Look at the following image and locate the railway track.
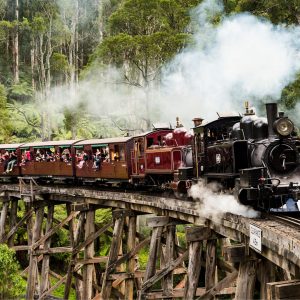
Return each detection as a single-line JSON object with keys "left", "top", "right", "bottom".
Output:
{"left": 265, "top": 213, "right": 300, "bottom": 229}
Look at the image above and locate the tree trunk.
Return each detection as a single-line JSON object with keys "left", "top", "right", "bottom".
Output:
{"left": 13, "top": 0, "right": 19, "bottom": 83}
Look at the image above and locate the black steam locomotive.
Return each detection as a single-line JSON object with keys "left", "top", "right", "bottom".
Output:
{"left": 189, "top": 102, "right": 300, "bottom": 212}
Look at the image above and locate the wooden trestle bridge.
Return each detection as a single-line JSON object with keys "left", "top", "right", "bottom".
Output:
{"left": 0, "top": 179, "right": 300, "bottom": 300}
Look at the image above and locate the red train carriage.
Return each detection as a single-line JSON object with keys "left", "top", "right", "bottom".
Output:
{"left": 19, "top": 140, "right": 79, "bottom": 178}
{"left": 0, "top": 143, "right": 24, "bottom": 177}
{"left": 74, "top": 137, "right": 134, "bottom": 182}
{"left": 131, "top": 127, "right": 193, "bottom": 189}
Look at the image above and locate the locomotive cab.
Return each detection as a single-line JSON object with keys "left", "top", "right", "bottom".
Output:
{"left": 193, "top": 113, "right": 249, "bottom": 188}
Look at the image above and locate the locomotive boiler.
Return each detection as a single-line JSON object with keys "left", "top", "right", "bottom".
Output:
{"left": 189, "top": 102, "right": 300, "bottom": 212}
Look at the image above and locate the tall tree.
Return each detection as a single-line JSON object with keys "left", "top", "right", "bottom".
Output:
{"left": 92, "top": 0, "right": 200, "bottom": 130}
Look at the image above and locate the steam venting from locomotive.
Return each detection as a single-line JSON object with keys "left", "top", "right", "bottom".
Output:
{"left": 189, "top": 180, "right": 259, "bottom": 219}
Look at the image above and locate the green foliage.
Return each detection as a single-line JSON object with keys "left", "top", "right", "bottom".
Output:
{"left": 224, "top": 0, "right": 300, "bottom": 25}
{"left": 51, "top": 52, "right": 69, "bottom": 73}
{"left": 7, "top": 100, "right": 41, "bottom": 141}
{"left": 281, "top": 74, "right": 300, "bottom": 109}
{"left": 50, "top": 277, "right": 76, "bottom": 300}
{"left": 0, "top": 244, "right": 26, "bottom": 298}
{"left": 8, "top": 81, "right": 34, "bottom": 101}
{"left": 95, "top": 208, "right": 112, "bottom": 225}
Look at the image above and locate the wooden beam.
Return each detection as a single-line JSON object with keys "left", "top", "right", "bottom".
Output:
{"left": 26, "top": 206, "right": 44, "bottom": 299}
{"left": 216, "top": 258, "right": 236, "bottom": 274}
{"left": 266, "top": 280, "right": 300, "bottom": 300}
{"left": 40, "top": 205, "right": 54, "bottom": 298}
{"left": 223, "top": 244, "right": 246, "bottom": 263}
{"left": 258, "top": 259, "right": 275, "bottom": 300}
{"left": 101, "top": 209, "right": 126, "bottom": 299}
{"left": 71, "top": 203, "right": 90, "bottom": 211}
{"left": 2, "top": 207, "right": 34, "bottom": 243}
{"left": 163, "top": 224, "right": 176, "bottom": 296}
{"left": 185, "top": 226, "right": 214, "bottom": 242}
{"left": 34, "top": 246, "right": 73, "bottom": 255}
{"left": 197, "top": 270, "right": 238, "bottom": 300}
{"left": 274, "top": 281, "right": 300, "bottom": 300}
{"left": 146, "top": 216, "right": 169, "bottom": 228}
{"left": 25, "top": 202, "right": 34, "bottom": 250}
{"left": 8, "top": 197, "right": 18, "bottom": 247}
{"left": 31, "top": 210, "right": 80, "bottom": 251}
{"left": 83, "top": 209, "right": 95, "bottom": 300}
{"left": 126, "top": 214, "right": 137, "bottom": 300}
{"left": 205, "top": 239, "right": 216, "bottom": 290}
{"left": 184, "top": 240, "right": 203, "bottom": 299}
{"left": 235, "top": 259, "right": 257, "bottom": 300}
{"left": 143, "top": 226, "right": 163, "bottom": 283}
{"left": 72, "top": 221, "right": 113, "bottom": 255}
{"left": 107, "top": 236, "right": 150, "bottom": 274}
{"left": 76, "top": 257, "right": 108, "bottom": 265}
{"left": 144, "top": 287, "right": 236, "bottom": 299}
{"left": 141, "top": 251, "right": 189, "bottom": 293}
{"left": 0, "top": 201, "right": 8, "bottom": 241}
{"left": 64, "top": 212, "right": 85, "bottom": 300}
{"left": 108, "top": 267, "right": 187, "bottom": 281}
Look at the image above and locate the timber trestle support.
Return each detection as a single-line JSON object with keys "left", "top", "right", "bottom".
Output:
{"left": 0, "top": 184, "right": 300, "bottom": 299}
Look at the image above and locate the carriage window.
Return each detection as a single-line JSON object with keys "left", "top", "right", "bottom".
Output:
{"left": 147, "top": 138, "right": 154, "bottom": 148}
{"left": 112, "top": 145, "right": 120, "bottom": 161}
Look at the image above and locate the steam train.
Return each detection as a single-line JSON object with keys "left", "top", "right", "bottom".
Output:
{"left": 0, "top": 102, "right": 299, "bottom": 212}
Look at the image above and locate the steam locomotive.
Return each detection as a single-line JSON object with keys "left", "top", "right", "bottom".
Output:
{"left": 189, "top": 102, "right": 300, "bottom": 212}
{"left": 0, "top": 102, "right": 299, "bottom": 212}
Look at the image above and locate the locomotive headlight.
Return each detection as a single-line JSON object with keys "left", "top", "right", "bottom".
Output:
{"left": 273, "top": 118, "right": 294, "bottom": 136}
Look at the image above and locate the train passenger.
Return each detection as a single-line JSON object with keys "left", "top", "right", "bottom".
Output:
{"left": 45, "top": 150, "right": 54, "bottom": 162}
{"left": 62, "top": 149, "right": 71, "bottom": 163}
{"left": 6, "top": 151, "right": 17, "bottom": 173}
{"left": 77, "top": 151, "right": 88, "bottom": 169}
{"left": 26, "top": 150, "right": 31, "bottom": 161}
{"left": 35, "top": 150, "right": 42, "bottom": 161}
{"left": 2, "top": 151, "right": 9, "bottom": 172}
{"left": 93, "top": 149, "right": 101, "bottom": 170}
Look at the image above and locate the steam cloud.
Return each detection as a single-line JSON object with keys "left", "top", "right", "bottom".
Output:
{"left": 188, "top": 180, "right": 259, "bottom": 219}
{"left": 161, "top": 0, "right": 300, "bottom": 125}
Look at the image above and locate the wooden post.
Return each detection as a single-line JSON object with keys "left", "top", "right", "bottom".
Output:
{"left": 26, "top": 202, "right": 34, "bottom": 249}
{"left": 259, "top": 259, "right": 275, "bottom": 299}
{"left": 40, "top": 205, "right": 54, "bottom": 297}
{"left": 267, "top": 280, "right": 300, "bottom": 300}
{"left": 83, "top": 208, "right": 95, "bottom": 300}
{"left": 205, "top": 239, "right": 217, "bottom": 290}
{"left": 184, "top": 226, "right": 212, "bottom": 299}
{"left": 184, "top": 240, "right": 202, "bottom": 299}
{"left": 26, "top": 206, "right": 45, "bottom": 300}
{"left": 8, "top": 197, "right": 18, "bottom": 247}
{"left": 163, "top": 224, "right": 176, "bottom": 296}
{"left": 126, "top": 214, "right": 137, "bottom": 300}
{"left": 64, "top": 211, "right": 85, "bottom": 300}
{"left": 0, "top": 201, "right": 9, "bottom": 241}
{"left": 143, "top": 216, "right": 169, "bottom": 283}
{"left": 235, "top": 259, "right": 257, "bottom": 300}
{"left": 101, "top": 209, "right": 126, "bottom": 299}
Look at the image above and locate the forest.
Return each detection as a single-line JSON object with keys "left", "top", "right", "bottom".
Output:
{"left": 0, "top": 0, "right": 298, "bottom": 144}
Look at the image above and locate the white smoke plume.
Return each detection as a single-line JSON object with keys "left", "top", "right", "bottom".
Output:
{"left": 161, "top": 0, "right": 300, "bottom": 125}
{"left": 188, "top": 180, "right": 259, "bottom": 220}
{"left": 39, "top": 0, "right": 300, "bottom": 132}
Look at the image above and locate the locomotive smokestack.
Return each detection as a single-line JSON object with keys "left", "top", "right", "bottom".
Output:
{"left": 266, "top": 103, "right": 278, "bottom": 137}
